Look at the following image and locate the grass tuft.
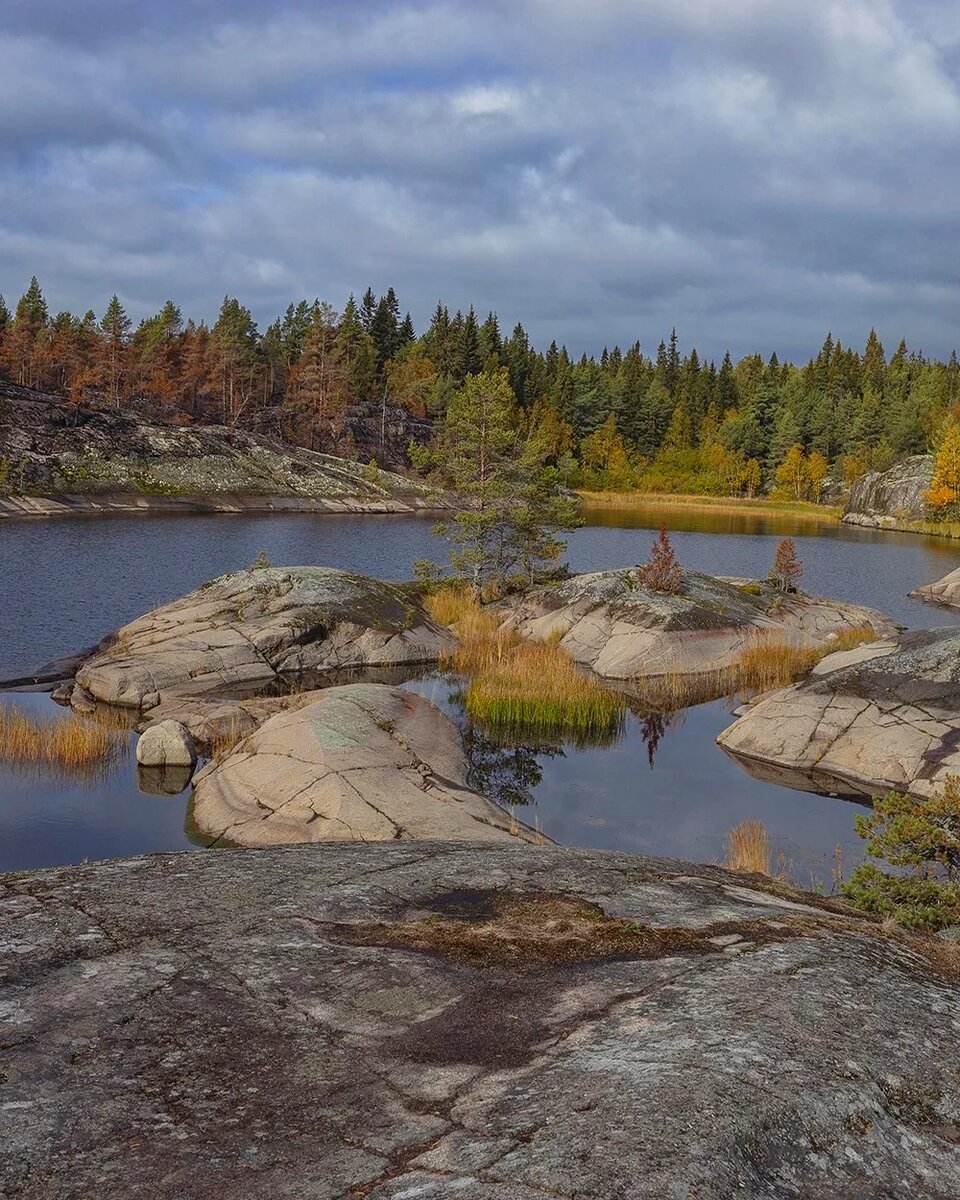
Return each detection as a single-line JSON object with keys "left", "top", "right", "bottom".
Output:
{"left": 0, "top": 703, "right": 124, "bottom": 775}
{"left": 428, "top": 584, "right": 625, "bottom": 742}
{"left": 724, "top": 820, "right": 773, "bottom": 875}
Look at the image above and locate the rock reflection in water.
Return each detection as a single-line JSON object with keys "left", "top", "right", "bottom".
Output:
{"left": 137, "top": 763, "right": 194, "bottom": 796}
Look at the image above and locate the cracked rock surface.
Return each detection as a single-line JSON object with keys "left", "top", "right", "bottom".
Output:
{"left": 718, "top": 627, "right": 960, "bottom": 799}
{"left": 191, "top": 683, "right": 540, "bottom": 846}
{"left": 502, "top": 569, "right": 898, "bottom": 680}
{"left": 3, "top": 842, "right": 960, "bottom": 1198}
{"left": 71, "top": 566, "right": 453, "bottom": 710}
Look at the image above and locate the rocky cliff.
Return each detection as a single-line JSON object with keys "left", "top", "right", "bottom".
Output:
{"left": 0, "top": 382, "right": 439, "bottom": 517}
{"left": 842, "top": 454, "right": 933, "bottom": 529}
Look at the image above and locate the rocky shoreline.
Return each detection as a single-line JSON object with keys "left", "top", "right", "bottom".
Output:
{"left": 0, "top": 382, "right": 446, "bottom": 520}
{"left": 0, "top": 491, "right": 446, "bottom": 521}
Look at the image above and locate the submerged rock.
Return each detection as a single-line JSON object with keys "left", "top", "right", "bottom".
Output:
{"left": 718, "top": 627, "right": 960, "bottom": 799}
{"left": 135, "top": 719, "right": 196, "bottom": 768}
{"left": 842, "top": 454, "right": 933, "bottom": 529}
{"left": 74, "top": 566, "right": 453, "bottom": 709}
{"left": 4, "top": 842, "right": 960, "bottom": 1199}
{"left": 503, "top": 569, "right": 898, "bottom": 680}
{"left": 191, "top": 683, "right": 539, "bottom": 846}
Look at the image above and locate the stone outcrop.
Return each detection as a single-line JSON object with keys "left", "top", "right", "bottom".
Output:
{"left": 503, "top": 569, "right": 898, "bottom": 680}
{"left": 191, "top": 684, "right": 540, "bottom": 846}
{"left": 72, "top": 567, "right": 453, "bottom": 710}
{"left": 842, "top": 454, "right": 933, "bottom": 529}
{"left": 135, "top": 720, "right": 197, "bottom": 769}
{"left": 4, "top": 842, "right": 960, "bottom": 1199}
{"left": 911, "top": 566, "right": 960, "bottom": 609}
{"left": 0, "top": 382, "right": 441, "bottom": 516}
{"left": 717, "top": 627, "right": 960, "bottom": 799}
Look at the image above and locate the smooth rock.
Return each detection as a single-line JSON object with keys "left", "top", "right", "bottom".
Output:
{"left": 718, "top": 627, "right": 960, "bottom": 799}
{"left": 503, "top": 569, "right": 898, "bottom": 680}
{"left": 3, "top": 842, "right": 960, "bottom": 1199}
{"left": 135, "top": 719, "right": 197, "bottom": 768}
{"left": 191, "top": 683, "right": 541, "bottom": 846}
{"left": 842, "top": 454, "right": 933, "bottom": 528}
{"left": 74, "top": 566, "right": 454, "bottom": 709}
{"left": 911, "top": 566, "right": 960, "bottom": 610}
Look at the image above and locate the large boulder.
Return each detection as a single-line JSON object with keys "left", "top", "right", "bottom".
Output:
{"left": 191, "top": 683, "right": 540, "bottom": 846}
{"left": 842, "top": 454, "right": 933, "bottom": 529}
{"left": 717, "top": 627, "right": 960, "bottom": 799}
{"left": 4, "top": 842, "right": 960, "bottom": 1199}
{"left": 135, "top": 719, "right": 197, "bottom": 768}
{"left": 74, "top": 567, "right": 453, "bottom": 709}
{"left": 503, "top": 569, "right": 898, "bottom": 680}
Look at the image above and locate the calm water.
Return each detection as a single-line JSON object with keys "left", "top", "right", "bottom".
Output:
{"left": 2, "top": 504, "right": 959, "bottom": 874}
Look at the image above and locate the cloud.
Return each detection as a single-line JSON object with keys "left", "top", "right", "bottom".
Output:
{"left": 0, "top": 0, "right": 957, "bottom": 361}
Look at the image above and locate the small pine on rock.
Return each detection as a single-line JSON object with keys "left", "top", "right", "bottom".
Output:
{"left": 635, "top": 525, "right": 683, "bottom": 595}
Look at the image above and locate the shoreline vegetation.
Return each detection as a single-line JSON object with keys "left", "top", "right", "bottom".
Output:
{"left": 578, "top": 490, "right": 842, "bottom": 522}
{"left": 0, "top": 702, "right": 124, "bottom": 777}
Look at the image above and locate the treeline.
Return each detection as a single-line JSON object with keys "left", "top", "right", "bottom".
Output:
{"left": 1, "top": 275, "right": 958, "bottom": 495}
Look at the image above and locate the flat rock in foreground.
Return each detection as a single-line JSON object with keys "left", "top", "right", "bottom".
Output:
{"left": 191, "top": 683, "right": 539, "bottom": 846}
{"left": 718, "top": 628, "right": 960, "bottom": 799}
{"left": 3, "top": 843, "right": 960, "bottom": 1199}
{"left": 504, "top": 569, "right": 898, "bottom": 680}
{"left": 73, "top": 566, "right": 453, "bottom": 709}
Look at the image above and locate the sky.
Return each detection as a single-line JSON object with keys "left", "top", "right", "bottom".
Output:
{"left": 1, "top": 0, "right": 958, "bottom": 362}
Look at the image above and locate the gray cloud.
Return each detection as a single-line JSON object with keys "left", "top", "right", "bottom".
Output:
{"left": 0, "top": 0, "right": 957, "bottom": 361}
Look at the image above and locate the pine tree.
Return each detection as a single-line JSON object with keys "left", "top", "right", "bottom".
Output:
{"left": 769, "top": 538, "right": 802, "bottom": 591}
{"left": 635, "top": 526, "right": 683, "bottom": 595}
{"left": 98, "top": 295, "right": 131, "bottom": 407}
{"left": 415, "top": 367, "right": 577, "bottom": 593}
{"left": 359, "top": 287, "right": 377, "bottom": 334}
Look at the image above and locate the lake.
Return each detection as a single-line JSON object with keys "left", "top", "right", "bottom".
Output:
{"left": 2, "top": 503, "right": 959, "bottom": 876}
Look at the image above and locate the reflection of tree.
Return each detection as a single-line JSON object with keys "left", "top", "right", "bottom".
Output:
{"left": 629, "top": 704, "right": 684, "bottom": 769}
{"left": 441, "top": 681, "right": 562, "bottom": 807}
{"left": 462, "top": 723, "right": 564, "bottom": 809}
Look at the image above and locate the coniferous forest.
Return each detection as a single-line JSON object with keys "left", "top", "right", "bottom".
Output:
{"left": 2, "top": 276, "right": 958, "bottom": 502}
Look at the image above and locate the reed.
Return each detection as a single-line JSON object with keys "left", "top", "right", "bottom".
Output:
{"left": 427, "top": 584, "right": 625, "bottom": 741}
{"left": 0, "top": 703, "right": 124, "bottom": 773}
{"left": 732, "top": 640, "right": 823, "bottom": 693}
{"left": 465, "top": 641, "right": 625, "bottom": 742}
{"left": 423, "top": 583, "right": 477, "bottom": 628}
{"left": 829, "top": 626, "right": 879, "bottom": 654}
{"left": 724, "top": 820, "right": 773, "bottom": 875}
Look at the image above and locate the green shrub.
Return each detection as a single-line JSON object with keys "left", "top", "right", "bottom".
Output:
{"left": 841, "top": 777, "right": 960, "bottom": 929}
{"left": 841, "top": 864, "right": 960, "bottom": 930}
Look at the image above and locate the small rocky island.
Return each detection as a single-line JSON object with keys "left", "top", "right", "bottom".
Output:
{"left": 718, "top": 627, "right": 960, "bottom": 799}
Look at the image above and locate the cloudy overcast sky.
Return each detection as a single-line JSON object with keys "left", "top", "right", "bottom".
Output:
{"left": 1, "top": 0, "right": 957, "bottom": 361}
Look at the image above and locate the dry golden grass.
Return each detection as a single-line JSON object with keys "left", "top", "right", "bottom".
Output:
{"left": 465, "top": 640, "right": 625, "bottom": 742}
{"left": 732, "top": 640, "right": 823, "bottom": 694}
{"left": 207, "top": 718, "right": 248, "bottom": 761}
{"left": 0, "top": 703, "right": 124, "bottom": 773}
{"left": 829, "top": 626, "right": 880, "bottom": 654}
{"left": 428, "top": 584, "right": 624, "bottom": 741}
{"left": 724, "top": 820, "right": 773, "bottom": 875}
{"left": 423, "top": 583, "right": 477, "bottom": 627}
